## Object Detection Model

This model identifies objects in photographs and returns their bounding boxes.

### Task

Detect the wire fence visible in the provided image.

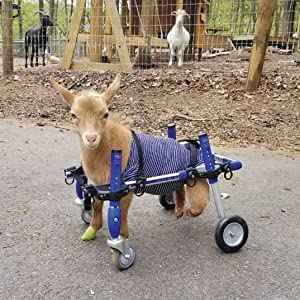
[0,0,299,72]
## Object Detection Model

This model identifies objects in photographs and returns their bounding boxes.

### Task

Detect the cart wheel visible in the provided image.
[111,244,136,271]
[159,194,175,210]
[81,208,92,225]
[215,215,249,253]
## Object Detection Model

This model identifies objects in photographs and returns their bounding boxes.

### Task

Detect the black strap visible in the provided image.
[131,130,146,196]
[187,143,197,168]
[180,140,198,168]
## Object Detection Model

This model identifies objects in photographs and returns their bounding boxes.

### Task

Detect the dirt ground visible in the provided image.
[0,51,299,155]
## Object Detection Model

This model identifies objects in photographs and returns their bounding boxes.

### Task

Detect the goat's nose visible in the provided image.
[86,134,97,144]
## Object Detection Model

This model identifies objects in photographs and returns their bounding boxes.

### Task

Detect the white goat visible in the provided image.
[167,9,190,67]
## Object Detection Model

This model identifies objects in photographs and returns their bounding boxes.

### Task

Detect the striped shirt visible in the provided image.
[122,132,204,195]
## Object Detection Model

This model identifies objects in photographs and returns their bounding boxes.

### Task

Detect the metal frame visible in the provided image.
[64,127,243,257]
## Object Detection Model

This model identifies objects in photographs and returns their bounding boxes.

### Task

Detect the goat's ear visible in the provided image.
[183,10,190,18]
[102,73,121,105]
[51,78,75,105]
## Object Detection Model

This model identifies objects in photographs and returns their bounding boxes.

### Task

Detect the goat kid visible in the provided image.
[167,9,190,67]
[25,11,53,68]
[53,74,209,241]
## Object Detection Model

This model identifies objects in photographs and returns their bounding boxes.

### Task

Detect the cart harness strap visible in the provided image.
[131,130,146,196]
[131,131,198,196]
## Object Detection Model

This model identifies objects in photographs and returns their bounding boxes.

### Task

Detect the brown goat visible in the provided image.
[53,74,209,241]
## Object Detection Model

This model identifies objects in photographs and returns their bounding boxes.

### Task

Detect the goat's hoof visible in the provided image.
[25,65,28,68]
[30,64,34,68]
[82,226,97,241]
[35,63,39,67]
[175,210,184,219]
[42,63,46,66]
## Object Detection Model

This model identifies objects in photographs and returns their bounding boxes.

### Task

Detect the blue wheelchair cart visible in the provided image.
[64,124,248,270]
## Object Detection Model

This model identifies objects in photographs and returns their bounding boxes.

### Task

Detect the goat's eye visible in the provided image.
[103,112,109,119]
[70,112,78,120]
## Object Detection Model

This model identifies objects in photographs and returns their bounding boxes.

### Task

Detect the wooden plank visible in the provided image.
[90,0,103,63]
[136,0,154,67]
[195,1,206,49]
[78,33,168,48]
[177,0,184,10]
[70,61,127,72]
[203,35,235,51]
[2,0,14,75]
[105,6,112,59]
[105,0,132,71]
[61,0,86,69]
[246,0,276,92]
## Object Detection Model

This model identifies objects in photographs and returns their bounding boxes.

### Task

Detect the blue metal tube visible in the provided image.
[108,150,122,239]
[168,123,176,139]
[214,153,242,171]
[76,180,83,199]
[199,133,218,184]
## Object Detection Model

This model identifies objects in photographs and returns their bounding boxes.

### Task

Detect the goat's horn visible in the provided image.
[51,77,75,105]
[102,74,121,105]
[171,11,177,16]
[34,10,47,16]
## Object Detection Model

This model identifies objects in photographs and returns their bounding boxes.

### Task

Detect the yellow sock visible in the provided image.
[82,226,97,241]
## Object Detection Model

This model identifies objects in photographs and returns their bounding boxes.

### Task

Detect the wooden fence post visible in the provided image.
[246,0,276,92]
[2,0,14,76]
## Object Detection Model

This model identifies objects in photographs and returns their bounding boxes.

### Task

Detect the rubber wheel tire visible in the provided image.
[215,215,249,253]
[159,194,175,210]
[81,208,92,225]
[111,244,136,271]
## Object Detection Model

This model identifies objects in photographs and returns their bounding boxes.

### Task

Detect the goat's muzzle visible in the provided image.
[82,133,100,149]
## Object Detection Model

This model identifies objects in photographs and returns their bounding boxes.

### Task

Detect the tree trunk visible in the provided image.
[18,0,23,56]
[274,0,282,36]
[70,0,74,19]
[282,0,296,38]
[231,0,240,36]
[246,0,277,92]
[49,0,55,52]
[2,0,14,76]
[39,0,44,23]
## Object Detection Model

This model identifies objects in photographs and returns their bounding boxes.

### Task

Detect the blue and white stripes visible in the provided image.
[122,132,204,195]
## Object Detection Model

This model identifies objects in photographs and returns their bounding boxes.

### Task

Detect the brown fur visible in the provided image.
[52,74,210,239]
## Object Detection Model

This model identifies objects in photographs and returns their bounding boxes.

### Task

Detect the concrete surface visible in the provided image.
[0,119,299,300]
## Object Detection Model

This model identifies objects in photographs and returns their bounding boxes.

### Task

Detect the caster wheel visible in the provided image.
[81,208,92,225]
[215,215,249,253]
[111,244,136,270]
[159,194,175,210]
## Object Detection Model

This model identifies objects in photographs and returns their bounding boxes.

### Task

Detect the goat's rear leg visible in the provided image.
[186,178,210,217]
[175,187,185,218]
[30,46,35,67]
[82,199,103,241]
[119,192,133,238]
[42,46,46,66]
[25,46,29,68]
[35,45,39,67]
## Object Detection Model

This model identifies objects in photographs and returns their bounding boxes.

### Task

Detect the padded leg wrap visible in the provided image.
[82,226,97,241]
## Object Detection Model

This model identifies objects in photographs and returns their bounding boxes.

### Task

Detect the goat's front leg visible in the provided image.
[168,45,176,66]
[82,198,103,241]
[177,45,185,67]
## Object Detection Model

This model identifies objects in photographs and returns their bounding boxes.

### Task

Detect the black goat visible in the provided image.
[25,11,53,68]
